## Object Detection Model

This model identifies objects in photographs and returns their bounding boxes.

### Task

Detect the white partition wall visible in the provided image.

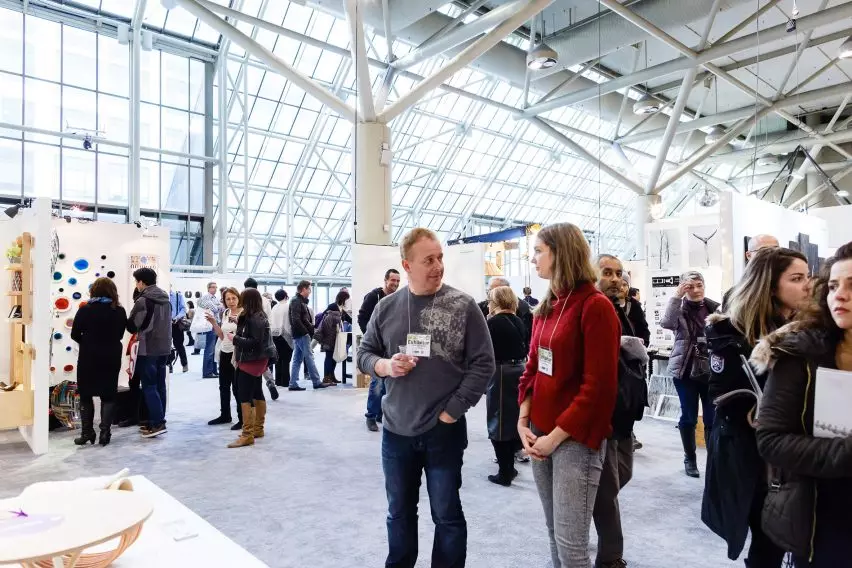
[808,205,852,253]
[351,244,406,333]
[443,243,487,303]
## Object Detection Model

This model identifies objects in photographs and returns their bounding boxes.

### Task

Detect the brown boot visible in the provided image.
[322,374,337,386]
[228,403,255,448]
[253,400,267,439]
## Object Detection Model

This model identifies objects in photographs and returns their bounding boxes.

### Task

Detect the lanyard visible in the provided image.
[407,288,436,334]
[537,290,573,351]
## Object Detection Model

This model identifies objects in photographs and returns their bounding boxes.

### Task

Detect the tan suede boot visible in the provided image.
[228,403,255,448]
[253,400,267,439]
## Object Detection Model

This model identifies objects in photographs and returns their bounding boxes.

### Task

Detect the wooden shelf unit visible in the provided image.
[0,233,34,429]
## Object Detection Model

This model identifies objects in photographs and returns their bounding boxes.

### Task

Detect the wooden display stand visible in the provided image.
[0,232,35,429]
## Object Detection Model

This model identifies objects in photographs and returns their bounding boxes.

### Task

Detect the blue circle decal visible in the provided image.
[68,277,77,286]
[72,292,82,300]
[72,259,90,273]
[53,272,62,281]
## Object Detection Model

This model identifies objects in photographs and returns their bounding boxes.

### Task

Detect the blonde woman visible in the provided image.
[703,247,810,566]
[207,287,243,430]
[485,285,528,486]
[517,223,620,568]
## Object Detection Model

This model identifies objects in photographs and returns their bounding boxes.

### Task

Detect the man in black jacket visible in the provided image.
[287,280,329,391]
[361,269,401,431]
[619,275,651,347]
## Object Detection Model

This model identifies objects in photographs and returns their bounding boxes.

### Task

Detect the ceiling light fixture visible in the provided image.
[633,93,662,115]
[526,13,558,70]
[840,36,852,59]
[837,189,850,198]
[649,201,666,220]
[791,0,800,16]
[698,189,720,207]
[705,125,726,144]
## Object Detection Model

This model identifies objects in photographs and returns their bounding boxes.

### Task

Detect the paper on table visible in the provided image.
[814,367,852,438]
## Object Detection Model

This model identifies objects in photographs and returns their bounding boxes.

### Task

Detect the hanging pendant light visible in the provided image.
[633,93,661,115]
[527,13,558,70]
[705,125,726,144]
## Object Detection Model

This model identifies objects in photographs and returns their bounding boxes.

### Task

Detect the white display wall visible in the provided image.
[0,200,52,454]
[809,204,852,253]
[723,192,829,285]
[644,213,724,347]
[49,221,171,389]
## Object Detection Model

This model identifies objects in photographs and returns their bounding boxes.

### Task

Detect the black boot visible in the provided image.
[99,400,116,446]
[679,426,700,478]
[74,400,96,446]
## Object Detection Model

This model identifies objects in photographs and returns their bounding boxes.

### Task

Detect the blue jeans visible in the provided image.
[674,378,715,431]
[138,354,168,427]
[382,416,468,568]
[290,335,321,388]
[365,374,385,421]
[203,329,218,376]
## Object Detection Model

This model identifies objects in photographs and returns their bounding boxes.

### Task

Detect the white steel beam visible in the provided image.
[519,2,852,118]
[381,0,394,62]
[175,0,355,121]
[379,0,556,123]
[344,0,377,122]
[128,0,146,223]
[392,0,529,71]
[643,0,721,193]
[531,117,646,195]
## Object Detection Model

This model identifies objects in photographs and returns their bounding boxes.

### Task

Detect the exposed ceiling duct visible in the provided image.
[535,0,752,78]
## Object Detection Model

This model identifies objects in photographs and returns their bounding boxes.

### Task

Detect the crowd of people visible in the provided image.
[66,222,852,567]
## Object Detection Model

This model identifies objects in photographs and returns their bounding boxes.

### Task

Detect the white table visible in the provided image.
[0,476,267,568]
[111,476,268,567]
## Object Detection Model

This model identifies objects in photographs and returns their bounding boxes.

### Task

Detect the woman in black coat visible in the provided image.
[751,242,852,567]
[485,285,528,486]
[70,277,128,446]
[702,248,810,566]
[226,288,277,449]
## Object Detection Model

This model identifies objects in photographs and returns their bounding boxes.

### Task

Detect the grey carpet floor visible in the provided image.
[1,354,743,568]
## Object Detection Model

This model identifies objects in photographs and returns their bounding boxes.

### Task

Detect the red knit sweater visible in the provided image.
[517,282,620,450]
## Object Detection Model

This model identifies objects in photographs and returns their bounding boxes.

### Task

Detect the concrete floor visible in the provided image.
[0,352,743,568]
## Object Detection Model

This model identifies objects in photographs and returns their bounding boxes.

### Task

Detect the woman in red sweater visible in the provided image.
[517,222,621,568]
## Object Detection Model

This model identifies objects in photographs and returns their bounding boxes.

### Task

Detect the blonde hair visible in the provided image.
[727,247,808,345]
[400,228,439,260]
[488,286,518,314]
[535,223,598,318]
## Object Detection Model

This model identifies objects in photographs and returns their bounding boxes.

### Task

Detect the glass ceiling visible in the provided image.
[33,0,715,279]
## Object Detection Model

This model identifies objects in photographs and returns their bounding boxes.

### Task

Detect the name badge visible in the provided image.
[538,347,553,376]
[406,333,432,358]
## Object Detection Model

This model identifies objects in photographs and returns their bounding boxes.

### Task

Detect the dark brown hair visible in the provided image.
[89,277,120,308]
[240,288,265,318]
[221,286,241,307]
[796,241,852,341]
[297,280,312,292]
[335,290,350,306]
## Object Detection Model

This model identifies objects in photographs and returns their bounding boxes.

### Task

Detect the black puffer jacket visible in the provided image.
[233,312,277,363]
[751,325,852,560]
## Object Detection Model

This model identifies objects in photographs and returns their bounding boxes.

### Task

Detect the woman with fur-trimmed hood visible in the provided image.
[751,242,852,567]
[702,247,810,566]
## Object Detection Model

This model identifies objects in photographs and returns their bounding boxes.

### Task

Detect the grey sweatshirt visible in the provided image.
[358,284,495,437]
[127,285,173,357]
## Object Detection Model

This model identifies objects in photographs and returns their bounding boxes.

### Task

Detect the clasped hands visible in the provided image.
[517,419,563,460]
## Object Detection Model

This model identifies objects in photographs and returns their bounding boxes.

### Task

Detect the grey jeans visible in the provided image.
[531,435,606,568]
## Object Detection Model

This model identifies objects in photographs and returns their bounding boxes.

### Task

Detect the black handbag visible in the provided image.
[690,339,712,384]
[177,316,191,332]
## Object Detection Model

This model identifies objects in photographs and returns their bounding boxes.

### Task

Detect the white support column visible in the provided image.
[242,56,250,273]
[129,0,147,223]
[633,194,658,261]
[217,52,228,273]
[354,122,393,245]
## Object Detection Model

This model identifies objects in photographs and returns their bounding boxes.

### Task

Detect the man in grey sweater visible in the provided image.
[358,227,494,568]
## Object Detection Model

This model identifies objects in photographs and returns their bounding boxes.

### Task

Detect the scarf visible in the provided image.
[89,297,113,304]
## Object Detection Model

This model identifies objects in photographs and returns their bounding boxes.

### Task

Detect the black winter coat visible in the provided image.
[289,295,314,339]
[478,298,533,345]
[751,326,852,561]
[622,297,651,346]
[71,302,128,397]
[233,312,277,363]
[485,313,527,441]
[701,315,767,560]
[358,287,385,333]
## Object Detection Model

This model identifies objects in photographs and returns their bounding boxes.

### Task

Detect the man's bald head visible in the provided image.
[746,234,780,260]
[488,277,511,291]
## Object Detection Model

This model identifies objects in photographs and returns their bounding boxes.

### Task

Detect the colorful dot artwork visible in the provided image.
[95,273,100,277]
[65,346,72,352]
[53,297,70,312]
[68,278,77,286]
[107,271,116,279]
[53,332,62,340]
[72,292,81,300]
[58,253,65,260]
[101,255,107,260]
[72,259,89,273]
[78,301,88,309]
[63,364,74,373]
[53,272,62,281]
[64,318,74,329]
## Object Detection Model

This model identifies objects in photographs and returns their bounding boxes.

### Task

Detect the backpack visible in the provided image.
[612,336,650,437]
